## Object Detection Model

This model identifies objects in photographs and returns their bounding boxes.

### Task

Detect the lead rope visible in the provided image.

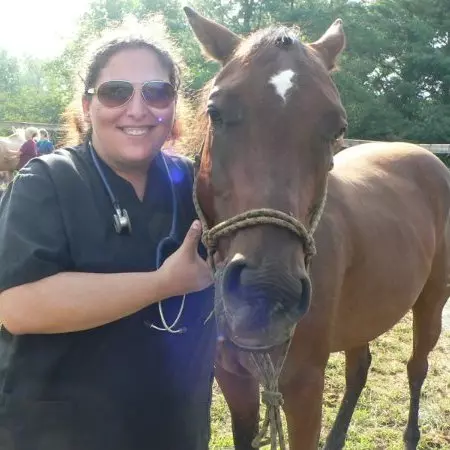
[193,155,328,449]
[250,349,290,450]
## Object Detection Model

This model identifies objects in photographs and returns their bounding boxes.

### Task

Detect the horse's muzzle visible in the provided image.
[218,256,311,351]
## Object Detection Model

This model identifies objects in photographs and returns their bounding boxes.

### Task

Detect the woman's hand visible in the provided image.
[159,220,213,296]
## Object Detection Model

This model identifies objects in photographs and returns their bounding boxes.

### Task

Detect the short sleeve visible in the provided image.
[0,160,72,291]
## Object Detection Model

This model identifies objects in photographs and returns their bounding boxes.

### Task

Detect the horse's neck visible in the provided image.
[0,136,23,151]
[10,135,24,143]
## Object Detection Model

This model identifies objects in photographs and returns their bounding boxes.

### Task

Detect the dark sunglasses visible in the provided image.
[86,80,176,109]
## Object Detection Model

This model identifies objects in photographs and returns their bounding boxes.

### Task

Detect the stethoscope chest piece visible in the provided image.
[113,207,132,235]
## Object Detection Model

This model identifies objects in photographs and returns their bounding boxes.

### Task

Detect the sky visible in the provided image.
[0,0,93,59]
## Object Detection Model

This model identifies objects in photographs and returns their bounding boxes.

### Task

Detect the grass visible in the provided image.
[209,312,450,449]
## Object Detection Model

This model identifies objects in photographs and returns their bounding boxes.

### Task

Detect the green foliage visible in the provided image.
[342,0,450,141]
[0,0,449,143]
[0,52,72,125]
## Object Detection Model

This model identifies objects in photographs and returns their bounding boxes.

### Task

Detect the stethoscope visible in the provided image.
[89,142,187,333]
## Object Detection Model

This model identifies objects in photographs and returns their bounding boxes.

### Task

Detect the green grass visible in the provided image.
[210,313,450,449]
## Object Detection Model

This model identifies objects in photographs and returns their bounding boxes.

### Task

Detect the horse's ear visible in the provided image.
[184,6,241,64]
[310,19,345,71]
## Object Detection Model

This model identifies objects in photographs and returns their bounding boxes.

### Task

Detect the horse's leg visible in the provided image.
[215,364,260,450]
[403,285,448,450]
[323,344,372,450]
[282,363,327,450]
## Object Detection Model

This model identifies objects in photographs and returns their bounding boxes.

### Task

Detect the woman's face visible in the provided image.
[83,48,176,170]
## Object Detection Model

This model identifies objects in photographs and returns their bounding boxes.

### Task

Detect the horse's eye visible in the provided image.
[207,105,223,125]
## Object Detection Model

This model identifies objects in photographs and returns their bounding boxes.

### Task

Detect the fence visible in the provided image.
[343,139,450,154]
[1,122,450,163]
[343,139,450,167]
[0,121,60,132]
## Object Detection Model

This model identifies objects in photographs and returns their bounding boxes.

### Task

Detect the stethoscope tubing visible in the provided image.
[89,143,187,333]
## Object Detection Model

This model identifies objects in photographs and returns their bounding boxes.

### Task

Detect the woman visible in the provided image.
[17,126,38,169]
[0,17,215,450]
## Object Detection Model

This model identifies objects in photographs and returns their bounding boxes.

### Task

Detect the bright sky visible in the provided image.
[0,0,93,59]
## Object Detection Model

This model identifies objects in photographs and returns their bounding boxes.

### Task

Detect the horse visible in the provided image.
[184,8,450,450]
[0,128,26,183]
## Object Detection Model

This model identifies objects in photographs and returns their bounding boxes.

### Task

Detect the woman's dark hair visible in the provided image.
[83,40,181,95]
[62,15,190,149]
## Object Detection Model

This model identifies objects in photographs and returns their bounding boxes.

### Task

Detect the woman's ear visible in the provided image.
[82,96,91,123]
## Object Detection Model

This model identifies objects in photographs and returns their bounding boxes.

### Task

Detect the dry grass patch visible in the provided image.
[210,312,450,449]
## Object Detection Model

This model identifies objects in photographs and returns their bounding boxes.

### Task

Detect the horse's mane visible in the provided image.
[234,26,300,63]
[183,80,214,157]
[11,128,26,140]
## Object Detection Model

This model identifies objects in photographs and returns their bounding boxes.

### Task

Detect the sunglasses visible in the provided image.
[86,80,176,109]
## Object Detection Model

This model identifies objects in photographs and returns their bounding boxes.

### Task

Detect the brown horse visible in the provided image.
[0,128,26,183]
[185,8,450,450]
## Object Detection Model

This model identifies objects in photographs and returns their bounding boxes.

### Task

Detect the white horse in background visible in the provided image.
[0,128,27,184]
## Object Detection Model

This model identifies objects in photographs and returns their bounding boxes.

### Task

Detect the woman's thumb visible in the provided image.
[182,220,202,252]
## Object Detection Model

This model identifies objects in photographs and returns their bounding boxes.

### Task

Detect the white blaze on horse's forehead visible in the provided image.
[269,69,296,103]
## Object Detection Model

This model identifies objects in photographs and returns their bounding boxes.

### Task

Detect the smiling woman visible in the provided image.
[0,14,215,450]
[62,16,189,153]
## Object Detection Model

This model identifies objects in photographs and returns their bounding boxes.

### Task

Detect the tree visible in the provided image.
[0,52,72,128]
[0,51,21,128]
[2,0,449,143]
[268,0,450,142]
[360,0,450,142]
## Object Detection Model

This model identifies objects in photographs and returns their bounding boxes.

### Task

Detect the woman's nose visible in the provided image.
[126,90,150,118]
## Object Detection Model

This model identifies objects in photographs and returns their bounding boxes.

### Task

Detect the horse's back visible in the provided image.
[334,142,450,224]
[322,142,450,350]
[0,140,20,171]
[336,141,449,181]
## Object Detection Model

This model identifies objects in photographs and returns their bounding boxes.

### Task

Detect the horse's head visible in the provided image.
[186,8,347,351]
[0,128,26,154]
[10,128,26,145]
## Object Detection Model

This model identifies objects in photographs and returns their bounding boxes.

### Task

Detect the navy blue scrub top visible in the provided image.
[0,144,216,450]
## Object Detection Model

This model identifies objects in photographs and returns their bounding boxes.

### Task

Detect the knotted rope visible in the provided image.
[249,349,291,450]
[193,157,328,449]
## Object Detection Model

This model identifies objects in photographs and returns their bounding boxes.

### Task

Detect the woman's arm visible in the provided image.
[0,270,170,334]
[0,220,212,335]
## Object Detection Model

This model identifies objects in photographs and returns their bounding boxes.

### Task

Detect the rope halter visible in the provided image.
[192,153,329,450]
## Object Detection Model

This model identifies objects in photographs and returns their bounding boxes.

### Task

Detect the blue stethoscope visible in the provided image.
[89,142,187,333]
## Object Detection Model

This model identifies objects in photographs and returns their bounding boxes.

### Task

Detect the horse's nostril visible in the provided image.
[222,258,247,297]
[299,276,311,316]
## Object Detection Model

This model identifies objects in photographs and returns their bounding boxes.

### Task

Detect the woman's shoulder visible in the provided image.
[51,144,86,157]
[13,144,90,191]
[39,144,87,168]
[161,148,194,166]
[161,149,195,182]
